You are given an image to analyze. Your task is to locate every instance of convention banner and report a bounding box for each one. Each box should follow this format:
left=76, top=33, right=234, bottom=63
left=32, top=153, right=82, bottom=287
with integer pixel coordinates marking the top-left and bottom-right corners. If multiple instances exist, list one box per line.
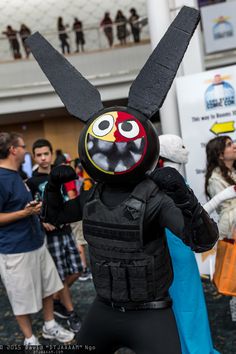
left=176, top=64, right=236, bottom=275
left=201, top=1, right=236, bottom=53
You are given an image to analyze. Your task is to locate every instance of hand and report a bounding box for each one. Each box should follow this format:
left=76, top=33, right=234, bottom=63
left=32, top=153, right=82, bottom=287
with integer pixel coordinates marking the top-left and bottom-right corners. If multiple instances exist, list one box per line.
left=25, top=200, right=40, bottom=208
left=149, top=167, right=190, bottom=204
left=24, top=202, right=42, bottom=216
left=50, top=165, right=77, bottom=186
left=222, top=185, right=236, bottom=200
left=43, top=222, right=56, bottom=231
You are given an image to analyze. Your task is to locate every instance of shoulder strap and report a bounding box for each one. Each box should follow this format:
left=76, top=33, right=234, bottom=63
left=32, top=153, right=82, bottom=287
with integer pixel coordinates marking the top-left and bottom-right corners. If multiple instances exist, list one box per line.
left=131, top=178, right=159, bottom=203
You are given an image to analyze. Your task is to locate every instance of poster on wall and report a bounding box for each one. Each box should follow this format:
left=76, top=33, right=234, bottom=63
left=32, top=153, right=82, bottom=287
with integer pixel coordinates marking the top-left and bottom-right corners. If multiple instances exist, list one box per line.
left=176, top=64, right=236, bottom=275
left=201, top=1, right=236, bottom=53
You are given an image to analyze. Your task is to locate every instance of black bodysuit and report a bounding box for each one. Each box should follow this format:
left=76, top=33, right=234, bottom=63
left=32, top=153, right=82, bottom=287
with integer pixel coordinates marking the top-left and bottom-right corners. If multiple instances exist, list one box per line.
left=44, top=179, right=216, bottom=354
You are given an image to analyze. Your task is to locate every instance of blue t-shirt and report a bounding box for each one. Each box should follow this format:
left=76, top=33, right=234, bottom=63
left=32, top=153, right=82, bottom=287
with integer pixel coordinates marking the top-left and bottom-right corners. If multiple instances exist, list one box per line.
left=0, top=167, right=44, bottom=254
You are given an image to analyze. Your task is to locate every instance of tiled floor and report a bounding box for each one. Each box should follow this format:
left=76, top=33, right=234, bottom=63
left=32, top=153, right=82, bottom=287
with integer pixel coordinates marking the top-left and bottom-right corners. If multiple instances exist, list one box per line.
left=0, top=276, right=235, bottom=353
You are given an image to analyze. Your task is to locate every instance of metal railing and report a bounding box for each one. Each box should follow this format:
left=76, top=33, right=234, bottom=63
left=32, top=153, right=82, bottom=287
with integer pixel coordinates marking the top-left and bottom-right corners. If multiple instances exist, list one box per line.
left=0, top=17, right=150, bottom=62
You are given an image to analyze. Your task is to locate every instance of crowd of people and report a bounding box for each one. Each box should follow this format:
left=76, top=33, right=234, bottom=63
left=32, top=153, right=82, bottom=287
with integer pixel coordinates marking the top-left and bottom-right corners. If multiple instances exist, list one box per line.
left=1, top=129, right=236, bottom=350
left=1, top=6, right=235, bottom=353
left=100, top=8, right=141, bottom=48
left=0, top=133, right=96, bottom=346
left=57, top=8, right=142, bottom=54
left=2, top=24, right=31, bottom=59
left=1, top=7, right=143, bottom=60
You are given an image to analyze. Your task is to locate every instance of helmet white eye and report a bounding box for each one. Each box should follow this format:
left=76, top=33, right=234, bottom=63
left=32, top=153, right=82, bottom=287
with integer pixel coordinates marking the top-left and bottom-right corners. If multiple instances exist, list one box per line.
left=92, top=115, right=114, bottom=137
left=118, top=120, right=140, bottom=139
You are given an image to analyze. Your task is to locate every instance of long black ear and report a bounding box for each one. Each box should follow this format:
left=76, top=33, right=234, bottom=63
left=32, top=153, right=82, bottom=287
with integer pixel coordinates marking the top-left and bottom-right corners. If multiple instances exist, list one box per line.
left=128, top=6, right=200, bottom=119
left=26, top=32, right=104, bottom=122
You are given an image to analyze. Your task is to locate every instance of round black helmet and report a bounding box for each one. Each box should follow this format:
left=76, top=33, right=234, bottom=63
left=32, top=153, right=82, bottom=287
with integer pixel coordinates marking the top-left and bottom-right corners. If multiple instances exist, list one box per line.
left=79, top=106, right=159, bottom=185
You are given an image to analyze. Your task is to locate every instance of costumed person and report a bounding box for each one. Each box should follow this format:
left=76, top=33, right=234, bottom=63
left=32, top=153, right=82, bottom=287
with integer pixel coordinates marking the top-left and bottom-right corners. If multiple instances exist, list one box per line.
left=158, top=134, right=219, bottom=354
left=26, top=7, right=219, bottom=354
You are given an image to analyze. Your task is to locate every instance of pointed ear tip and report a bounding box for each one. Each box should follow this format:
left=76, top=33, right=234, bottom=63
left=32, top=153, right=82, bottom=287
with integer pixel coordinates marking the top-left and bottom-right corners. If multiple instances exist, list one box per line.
left=26, top=31, right=41, bottom=42
left=181, top=5, right=200, bottom=15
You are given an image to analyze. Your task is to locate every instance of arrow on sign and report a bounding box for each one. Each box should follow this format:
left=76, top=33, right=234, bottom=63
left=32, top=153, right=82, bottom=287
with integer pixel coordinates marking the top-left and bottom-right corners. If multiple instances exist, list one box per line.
left=210, top=121, right=235, bottom=135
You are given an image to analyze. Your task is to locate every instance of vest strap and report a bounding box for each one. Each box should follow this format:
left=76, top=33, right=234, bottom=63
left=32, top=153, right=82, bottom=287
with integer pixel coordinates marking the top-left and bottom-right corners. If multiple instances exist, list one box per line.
left=131, top=178, right=158, bottom=202
left=98, top=297, right=172, bottom=312
left=90, top=245, right=145, bottom=260
left=86, top=234, right=140, bottom=249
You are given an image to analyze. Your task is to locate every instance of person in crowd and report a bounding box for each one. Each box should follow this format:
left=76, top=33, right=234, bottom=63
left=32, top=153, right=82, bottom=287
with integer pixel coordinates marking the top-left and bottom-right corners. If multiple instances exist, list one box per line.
left=54, top=149, right=67, bottom=166
left=0, top=132, right=74, bottom=345
left=205, top=135, right=236, bottom=238
left=70, top=158, right=93, bottom=281
left=26, top=7, right=219, bottom=352
left=72, top=18, right=85, bottom=53
left=19, top=163, right=28, bottom=181
left=26, top=139, right=82, bottom=333
left=115, top=10, right=127, bottom=45
left=53, top=155, right=91, bottom=280
left=158, top=134, right=219, bottom=354
left=100, top=12, right=113, bottom=48
left=57, top=17, right=70, bottom=55
left=205, top=135, right=236, bottom=322
left=19, top=24, right=31, bottom=58
left=129, top=8, right=141, bottom=43
left=2, top=25, right=21, bottom=59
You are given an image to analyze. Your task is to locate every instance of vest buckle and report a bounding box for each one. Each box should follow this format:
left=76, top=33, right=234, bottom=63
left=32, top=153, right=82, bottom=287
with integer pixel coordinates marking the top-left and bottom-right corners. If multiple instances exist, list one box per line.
left=111, top=302, right=126, bottom=312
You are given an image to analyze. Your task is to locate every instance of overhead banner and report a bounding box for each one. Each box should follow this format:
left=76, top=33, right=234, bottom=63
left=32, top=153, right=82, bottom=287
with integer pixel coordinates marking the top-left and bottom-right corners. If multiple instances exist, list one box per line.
left=201, top=1, right=236, bottom=53
left=176, top=65, right=236, bottom=274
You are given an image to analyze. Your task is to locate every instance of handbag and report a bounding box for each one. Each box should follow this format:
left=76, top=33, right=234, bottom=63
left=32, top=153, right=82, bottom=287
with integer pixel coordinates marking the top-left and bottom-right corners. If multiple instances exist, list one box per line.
left=213, top=238, right=236, bottom=296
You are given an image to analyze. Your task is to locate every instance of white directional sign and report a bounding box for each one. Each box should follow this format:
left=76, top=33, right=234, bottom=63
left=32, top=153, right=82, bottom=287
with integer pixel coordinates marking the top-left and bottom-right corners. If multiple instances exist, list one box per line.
left=176, top=65, right=236, bottom=275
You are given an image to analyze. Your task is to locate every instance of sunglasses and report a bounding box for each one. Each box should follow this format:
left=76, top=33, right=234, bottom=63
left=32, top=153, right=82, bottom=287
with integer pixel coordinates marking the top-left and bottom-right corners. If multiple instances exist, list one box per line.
left=14, top=144, right=26, bottom=149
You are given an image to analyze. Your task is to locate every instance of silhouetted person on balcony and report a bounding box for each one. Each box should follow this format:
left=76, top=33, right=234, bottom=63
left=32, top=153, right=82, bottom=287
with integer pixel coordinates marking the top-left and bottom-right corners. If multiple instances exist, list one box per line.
left=73, top=18, right=85, bottom=53
left=57, top=17, right=70, bottom=55
left=100, top=12, right=113, bottom=48
left=19, top=24, right=31, bottom=58
left=115, top=10, right=127, bottom=45
left=129, top=8, right=141, bottom=43
left=2, top=25, right=21, bottom=59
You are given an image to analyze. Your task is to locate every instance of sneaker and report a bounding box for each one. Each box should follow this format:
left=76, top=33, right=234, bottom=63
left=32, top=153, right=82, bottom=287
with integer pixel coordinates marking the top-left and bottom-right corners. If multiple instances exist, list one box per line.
left=42, top=322, right=74, bottom=343
left=67, top=311, right=82, bottom=333
left=53, top=300, right=71, bottom=319
left=79, top=267, right=93, bottom=281
left=24, top=335, right=41, bottom=346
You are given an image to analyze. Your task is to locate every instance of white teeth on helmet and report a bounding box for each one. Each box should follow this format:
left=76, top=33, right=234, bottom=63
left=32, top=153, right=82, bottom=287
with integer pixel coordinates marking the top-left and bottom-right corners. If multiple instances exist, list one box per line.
left=114, top=161, right=127, bottom=172
left=92, top=153, right=109, bottom=171
left=134, top=138, right=142, bottom=150
left=116, top=142, right=127, bottom=153
left=87, top=141, right=94, bottom=150
left=130, top=151, right=141, bottom=163
left=98, top=139, right=113, bottom=152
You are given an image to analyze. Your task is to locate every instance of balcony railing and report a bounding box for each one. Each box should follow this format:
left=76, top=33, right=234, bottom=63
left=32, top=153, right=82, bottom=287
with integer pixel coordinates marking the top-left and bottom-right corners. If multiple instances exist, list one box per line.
left=0, top=17, right=149, bottom=62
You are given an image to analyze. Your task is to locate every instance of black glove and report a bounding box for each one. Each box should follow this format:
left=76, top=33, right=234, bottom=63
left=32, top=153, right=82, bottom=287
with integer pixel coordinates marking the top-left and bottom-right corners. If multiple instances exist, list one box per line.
left=149, top=167, right=198, bottom=213
left=49, top=165, right=77, bottom=188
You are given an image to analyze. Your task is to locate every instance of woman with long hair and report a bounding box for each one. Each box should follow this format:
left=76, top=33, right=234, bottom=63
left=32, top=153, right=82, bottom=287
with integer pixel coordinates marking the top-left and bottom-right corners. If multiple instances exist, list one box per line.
left=115, top=10, right=127, bottom=45
left=205, top=135, right=236, bottom=325
left=205, top=135, right=236, bottom=239
left=100, top=12, right=113, bottom=48
left=57, top=17, right=70, bottom=55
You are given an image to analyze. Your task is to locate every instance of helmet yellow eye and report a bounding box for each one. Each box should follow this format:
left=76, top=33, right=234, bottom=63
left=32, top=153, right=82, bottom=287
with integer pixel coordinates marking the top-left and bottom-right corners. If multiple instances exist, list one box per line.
left=92, top=115, right=114, bottom=137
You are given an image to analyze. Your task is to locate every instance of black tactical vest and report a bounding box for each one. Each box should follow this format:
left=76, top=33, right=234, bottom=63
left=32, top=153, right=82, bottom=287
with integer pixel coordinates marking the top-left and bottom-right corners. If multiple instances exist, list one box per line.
left=83, top=178, right=173, bottom=303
